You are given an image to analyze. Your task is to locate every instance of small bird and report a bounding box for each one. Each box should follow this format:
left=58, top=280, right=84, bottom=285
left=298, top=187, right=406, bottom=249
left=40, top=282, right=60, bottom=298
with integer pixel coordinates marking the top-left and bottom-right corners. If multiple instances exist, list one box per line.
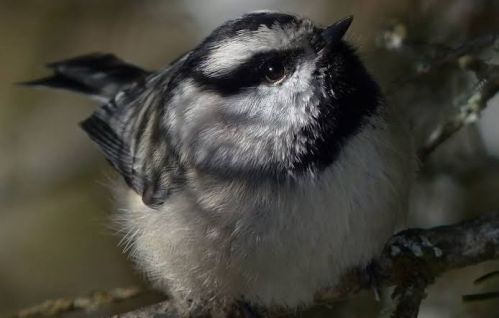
left=26, top=11, right=416, bottom=315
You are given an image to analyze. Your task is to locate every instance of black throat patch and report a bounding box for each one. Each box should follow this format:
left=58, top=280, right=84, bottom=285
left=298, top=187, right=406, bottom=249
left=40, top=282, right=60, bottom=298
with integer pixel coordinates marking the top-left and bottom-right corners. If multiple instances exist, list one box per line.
left=294, top=43, right=382, bottom=173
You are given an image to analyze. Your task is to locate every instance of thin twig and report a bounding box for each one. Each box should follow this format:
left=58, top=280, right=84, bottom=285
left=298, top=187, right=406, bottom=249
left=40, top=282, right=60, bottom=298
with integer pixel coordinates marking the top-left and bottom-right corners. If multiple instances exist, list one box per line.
left=11, top=286, right=147, bottom=318
left=474, top=270, right=499, bottom=285
left=378, top=29, right=499, bottom=93
left=462, top=291, right=499, bottom=302
left=418, top=57, right=499, bottom=160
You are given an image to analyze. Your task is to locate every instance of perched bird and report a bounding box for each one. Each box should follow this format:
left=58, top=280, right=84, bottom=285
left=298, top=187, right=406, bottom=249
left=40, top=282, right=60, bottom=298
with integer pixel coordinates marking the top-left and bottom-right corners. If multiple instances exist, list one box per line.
left=26, top=11, right=416, bottom=315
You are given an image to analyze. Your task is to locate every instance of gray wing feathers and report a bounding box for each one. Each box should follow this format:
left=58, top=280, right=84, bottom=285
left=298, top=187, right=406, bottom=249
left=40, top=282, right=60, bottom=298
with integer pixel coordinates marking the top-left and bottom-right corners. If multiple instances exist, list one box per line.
left=24, top=51, right=191, bottom=207
left=80, top=53, right=190, bottom=208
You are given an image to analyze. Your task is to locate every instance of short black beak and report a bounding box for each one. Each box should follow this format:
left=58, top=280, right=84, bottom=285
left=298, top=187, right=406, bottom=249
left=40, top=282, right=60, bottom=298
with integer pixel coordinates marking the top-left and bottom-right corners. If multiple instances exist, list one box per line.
left=321, top=16, right=353, bottom=45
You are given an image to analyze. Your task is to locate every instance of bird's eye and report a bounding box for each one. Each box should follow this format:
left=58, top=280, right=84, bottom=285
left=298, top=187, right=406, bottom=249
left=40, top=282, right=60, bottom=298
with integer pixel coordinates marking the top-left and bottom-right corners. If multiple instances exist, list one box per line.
left=262, top=59, right=287, bottom=84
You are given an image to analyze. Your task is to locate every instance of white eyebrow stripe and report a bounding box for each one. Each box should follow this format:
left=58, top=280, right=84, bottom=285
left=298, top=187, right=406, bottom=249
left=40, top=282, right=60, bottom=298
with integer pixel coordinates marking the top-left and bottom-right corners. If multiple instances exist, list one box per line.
left=200, top=25, right=292, bottom=77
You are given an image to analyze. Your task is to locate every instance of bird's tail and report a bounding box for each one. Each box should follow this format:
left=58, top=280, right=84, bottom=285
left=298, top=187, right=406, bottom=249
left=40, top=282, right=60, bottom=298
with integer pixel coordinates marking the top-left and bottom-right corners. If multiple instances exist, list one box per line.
left=21, top=53, right=150, bottom=101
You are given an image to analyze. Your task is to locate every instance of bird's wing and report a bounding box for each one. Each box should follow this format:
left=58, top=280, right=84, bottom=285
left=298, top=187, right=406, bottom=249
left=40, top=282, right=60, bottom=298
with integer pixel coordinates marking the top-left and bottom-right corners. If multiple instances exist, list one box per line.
left=80, top=52, right=191, bottom=208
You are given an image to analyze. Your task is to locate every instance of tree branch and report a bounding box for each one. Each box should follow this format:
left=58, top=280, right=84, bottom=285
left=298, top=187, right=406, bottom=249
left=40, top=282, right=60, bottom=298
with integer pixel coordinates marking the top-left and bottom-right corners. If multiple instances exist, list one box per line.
left=377, top=31, right=499, bottom=161
left=378, top=26, right=498, bottom=93
left=419, top=56, right=499, bottom=160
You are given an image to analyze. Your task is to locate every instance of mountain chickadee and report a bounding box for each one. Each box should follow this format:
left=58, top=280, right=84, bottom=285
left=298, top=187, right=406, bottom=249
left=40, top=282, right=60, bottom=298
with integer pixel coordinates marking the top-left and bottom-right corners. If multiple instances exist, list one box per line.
left=26, top=11, right=416, bottom=314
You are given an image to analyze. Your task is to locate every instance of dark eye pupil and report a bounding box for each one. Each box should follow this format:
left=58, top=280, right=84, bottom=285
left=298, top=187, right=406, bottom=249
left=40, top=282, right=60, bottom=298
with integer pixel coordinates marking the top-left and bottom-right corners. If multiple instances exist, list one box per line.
left=263, top=60, right=286, bottom=82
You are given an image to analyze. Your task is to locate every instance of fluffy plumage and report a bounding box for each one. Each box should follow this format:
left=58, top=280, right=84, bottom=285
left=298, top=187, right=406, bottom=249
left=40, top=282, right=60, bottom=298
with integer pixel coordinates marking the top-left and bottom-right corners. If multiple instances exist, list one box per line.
left=27, top=11, right=416, bottom=313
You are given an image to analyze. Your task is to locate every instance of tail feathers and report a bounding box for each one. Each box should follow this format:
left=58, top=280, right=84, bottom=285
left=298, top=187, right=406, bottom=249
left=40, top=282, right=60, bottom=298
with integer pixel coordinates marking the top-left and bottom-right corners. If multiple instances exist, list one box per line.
left=22, top=53, right=151, bottom=101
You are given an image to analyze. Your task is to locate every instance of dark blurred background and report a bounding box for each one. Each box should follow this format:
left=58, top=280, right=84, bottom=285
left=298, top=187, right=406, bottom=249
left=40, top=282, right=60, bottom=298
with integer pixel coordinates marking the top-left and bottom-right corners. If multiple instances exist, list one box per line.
left=1, top=0, right=499, bottom=317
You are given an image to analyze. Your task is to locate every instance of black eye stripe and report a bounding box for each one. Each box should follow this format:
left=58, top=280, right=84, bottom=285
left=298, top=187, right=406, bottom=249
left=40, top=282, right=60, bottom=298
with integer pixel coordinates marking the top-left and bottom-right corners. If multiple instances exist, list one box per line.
left=192, top=48, right=304, bottom=96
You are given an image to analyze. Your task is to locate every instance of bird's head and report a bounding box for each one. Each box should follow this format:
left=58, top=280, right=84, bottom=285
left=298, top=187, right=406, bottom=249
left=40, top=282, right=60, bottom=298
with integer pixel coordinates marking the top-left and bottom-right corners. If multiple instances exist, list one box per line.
left=166, top=12, right=382, bottom=179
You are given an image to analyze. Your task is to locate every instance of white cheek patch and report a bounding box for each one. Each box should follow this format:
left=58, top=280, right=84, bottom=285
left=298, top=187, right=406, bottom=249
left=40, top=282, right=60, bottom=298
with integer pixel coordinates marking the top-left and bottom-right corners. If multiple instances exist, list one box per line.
left=255, top=57, right=318, bottom=126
